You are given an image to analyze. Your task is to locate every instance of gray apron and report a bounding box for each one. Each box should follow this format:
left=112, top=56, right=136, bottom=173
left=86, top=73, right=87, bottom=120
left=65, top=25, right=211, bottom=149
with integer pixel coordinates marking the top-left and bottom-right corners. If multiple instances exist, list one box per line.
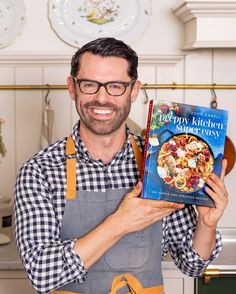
left=56, top=135, right=163, bottom=294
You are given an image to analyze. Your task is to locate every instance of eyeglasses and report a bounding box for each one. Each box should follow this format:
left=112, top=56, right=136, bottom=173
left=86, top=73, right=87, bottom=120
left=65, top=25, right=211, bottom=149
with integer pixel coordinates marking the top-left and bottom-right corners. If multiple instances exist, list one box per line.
left=73, top=78, right=136, bottom=96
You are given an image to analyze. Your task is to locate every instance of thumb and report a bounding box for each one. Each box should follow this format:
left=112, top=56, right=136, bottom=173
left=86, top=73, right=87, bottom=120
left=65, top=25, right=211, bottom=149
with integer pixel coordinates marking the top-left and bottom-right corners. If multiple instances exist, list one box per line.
left=220, top=158, right=227, bottom=180
left=127, top=181, right=143, bottom=198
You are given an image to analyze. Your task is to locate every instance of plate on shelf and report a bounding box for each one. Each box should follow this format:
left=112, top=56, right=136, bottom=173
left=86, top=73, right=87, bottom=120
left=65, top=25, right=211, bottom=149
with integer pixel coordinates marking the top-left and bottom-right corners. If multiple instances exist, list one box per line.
left=0, top=0, right=25, bottom=48
left=48, top=0, right=151, bottom=47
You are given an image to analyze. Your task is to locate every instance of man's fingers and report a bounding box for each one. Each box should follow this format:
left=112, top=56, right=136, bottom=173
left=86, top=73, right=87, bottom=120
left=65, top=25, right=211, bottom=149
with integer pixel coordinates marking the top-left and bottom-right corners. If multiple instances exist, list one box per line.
left=220, top=159, right=227, bottom=180
left=127, top=181, right=143, bottom=198
left=127, top=182, right=184, bottom=211
left=145, top=199, right=184, bottom=209
left=209, top=173, right=226, bottom=195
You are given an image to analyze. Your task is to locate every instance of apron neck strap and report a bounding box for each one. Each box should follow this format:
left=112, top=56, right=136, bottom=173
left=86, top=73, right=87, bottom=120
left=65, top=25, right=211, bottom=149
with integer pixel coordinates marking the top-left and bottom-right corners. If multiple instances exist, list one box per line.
left=130, top=135, right=143, bottom=177
left=66, top=136, right=77, bottom=200
left=66, top=134, right=143, bottom=200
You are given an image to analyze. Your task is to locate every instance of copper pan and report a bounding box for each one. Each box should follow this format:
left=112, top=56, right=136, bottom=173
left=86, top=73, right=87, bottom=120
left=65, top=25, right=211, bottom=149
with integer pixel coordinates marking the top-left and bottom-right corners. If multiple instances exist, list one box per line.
left=210, top=91, right=235, bottom=175
left=224, top=136, right=236, bottom=175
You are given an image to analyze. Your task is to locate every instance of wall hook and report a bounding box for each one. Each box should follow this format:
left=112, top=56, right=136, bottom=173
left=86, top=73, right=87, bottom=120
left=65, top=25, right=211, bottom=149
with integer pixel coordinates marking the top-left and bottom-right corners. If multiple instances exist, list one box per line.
left=210, top=84, right=218, bottom=109
left=45, top=84, right=51, bottom=105
left=142, top=84, right=149, bottom=104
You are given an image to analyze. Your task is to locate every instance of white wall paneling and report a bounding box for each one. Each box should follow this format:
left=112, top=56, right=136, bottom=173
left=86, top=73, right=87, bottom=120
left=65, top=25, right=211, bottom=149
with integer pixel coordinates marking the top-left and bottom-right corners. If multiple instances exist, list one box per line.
left=0, top=67, right=15, bottom=198
left=0, top=0, right=235, bottom=231
left=43, top=66, right=73, bottom=139
left=184, top=49, right=213, bottom=106
left=213, top=49, right=236, bottom=228
left=14, top=66, right=43, bottom=170
left=0, top=51, right=236, bottom=230
left=0, top=54, right=185, bottom=198
left=130, top=55, right=185, bottom=129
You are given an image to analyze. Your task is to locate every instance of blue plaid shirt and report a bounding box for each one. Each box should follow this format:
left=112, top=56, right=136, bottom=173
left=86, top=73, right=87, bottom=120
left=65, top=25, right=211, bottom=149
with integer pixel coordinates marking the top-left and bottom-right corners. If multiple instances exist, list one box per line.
left=14, top=121, right=222, bottom=294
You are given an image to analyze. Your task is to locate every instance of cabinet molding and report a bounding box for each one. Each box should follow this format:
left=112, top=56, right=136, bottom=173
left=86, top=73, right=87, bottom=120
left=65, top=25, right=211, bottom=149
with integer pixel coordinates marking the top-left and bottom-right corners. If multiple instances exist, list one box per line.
left=173, top=0, right=236, bottom=49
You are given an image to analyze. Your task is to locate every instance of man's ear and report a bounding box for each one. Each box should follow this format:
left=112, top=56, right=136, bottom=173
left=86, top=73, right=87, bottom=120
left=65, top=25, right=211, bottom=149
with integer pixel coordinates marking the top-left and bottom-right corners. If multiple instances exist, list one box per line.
left=130, top=80, right=141, bottom=103
left=67, top=76, right=76, bottom=101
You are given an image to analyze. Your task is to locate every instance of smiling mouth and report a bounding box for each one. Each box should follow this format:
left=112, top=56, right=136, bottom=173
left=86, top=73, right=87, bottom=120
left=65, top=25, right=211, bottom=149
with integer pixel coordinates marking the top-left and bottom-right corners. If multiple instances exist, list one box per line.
left=92, top=108, right=113, bottom=115
left=84, top=102, right=117, bottom=119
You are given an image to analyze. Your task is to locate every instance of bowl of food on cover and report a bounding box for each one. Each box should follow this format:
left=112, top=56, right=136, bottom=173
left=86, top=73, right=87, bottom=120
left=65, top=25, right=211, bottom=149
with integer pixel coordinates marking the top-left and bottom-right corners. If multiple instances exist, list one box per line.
left=156, top=133, right=214, bottom=193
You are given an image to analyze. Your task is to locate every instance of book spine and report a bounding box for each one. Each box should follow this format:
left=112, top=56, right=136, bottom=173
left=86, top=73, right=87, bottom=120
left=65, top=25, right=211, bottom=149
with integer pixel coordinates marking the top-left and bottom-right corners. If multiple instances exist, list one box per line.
left=141, top=99, right=154, bottom=195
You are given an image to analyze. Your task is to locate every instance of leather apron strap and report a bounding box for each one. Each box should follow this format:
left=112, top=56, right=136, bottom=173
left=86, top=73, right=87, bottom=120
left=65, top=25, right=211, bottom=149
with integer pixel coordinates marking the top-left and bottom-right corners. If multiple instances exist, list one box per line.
left=66, top=135, right=77, bottom=200
left=129, top=135, right=143, bottom=176
left=109, top=273, right=164, bottom=294
left=65, top=135, right=143, bottom=200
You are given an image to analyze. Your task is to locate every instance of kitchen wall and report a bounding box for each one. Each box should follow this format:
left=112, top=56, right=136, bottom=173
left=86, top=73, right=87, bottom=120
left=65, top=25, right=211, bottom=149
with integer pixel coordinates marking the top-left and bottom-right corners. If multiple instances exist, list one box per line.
left=0, top=0, right=235, bottom=229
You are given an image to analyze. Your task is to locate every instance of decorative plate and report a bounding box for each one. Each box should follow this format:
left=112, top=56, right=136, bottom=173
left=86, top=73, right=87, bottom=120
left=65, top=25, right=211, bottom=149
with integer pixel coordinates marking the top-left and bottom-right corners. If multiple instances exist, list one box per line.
left=48, top=0, right=151, bottom=47
left=0, top=0, right=25, bottom=48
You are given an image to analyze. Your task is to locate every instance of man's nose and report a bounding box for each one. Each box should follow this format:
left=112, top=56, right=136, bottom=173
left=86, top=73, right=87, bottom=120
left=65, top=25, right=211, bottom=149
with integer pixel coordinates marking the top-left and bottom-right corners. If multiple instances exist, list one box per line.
left=94, top=85, right=110, bottom=101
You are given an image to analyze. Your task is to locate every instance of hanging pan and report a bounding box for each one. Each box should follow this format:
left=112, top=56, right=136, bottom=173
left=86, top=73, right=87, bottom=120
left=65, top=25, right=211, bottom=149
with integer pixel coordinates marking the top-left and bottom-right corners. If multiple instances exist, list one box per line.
left=210, top=90, right=235, bottom=175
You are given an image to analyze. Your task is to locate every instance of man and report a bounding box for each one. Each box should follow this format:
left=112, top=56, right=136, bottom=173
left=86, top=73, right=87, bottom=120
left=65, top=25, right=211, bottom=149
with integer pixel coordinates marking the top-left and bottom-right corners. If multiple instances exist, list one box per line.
left=15, top=37, right=228, bottom=294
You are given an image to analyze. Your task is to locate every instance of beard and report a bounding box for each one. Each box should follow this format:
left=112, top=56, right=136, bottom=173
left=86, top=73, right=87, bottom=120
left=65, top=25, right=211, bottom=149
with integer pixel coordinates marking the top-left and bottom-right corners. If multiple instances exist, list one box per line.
left=75, top=97, right=131, bottom=136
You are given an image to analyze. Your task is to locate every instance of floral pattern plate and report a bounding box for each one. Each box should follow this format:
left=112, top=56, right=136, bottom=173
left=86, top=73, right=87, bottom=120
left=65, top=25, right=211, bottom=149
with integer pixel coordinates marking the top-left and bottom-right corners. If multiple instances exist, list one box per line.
left=48, top=0, right=151, bottom=47
left=0, top=0, right=25, bottom=48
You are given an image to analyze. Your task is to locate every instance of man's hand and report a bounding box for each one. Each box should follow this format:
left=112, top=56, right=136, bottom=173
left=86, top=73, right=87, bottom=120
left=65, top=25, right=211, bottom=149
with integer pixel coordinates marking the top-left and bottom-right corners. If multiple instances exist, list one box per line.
left=73, top=181, right=184, bottom=269
left=197, top=158, right=229, bottom=229
left=193, top=159, right=228, bottom=260
left=114, top=181, right=184, bottom=235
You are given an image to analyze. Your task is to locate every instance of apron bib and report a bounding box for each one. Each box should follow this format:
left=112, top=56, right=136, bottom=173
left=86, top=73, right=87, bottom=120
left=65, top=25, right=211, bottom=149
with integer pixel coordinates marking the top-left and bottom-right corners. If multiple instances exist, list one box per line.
left=53, top=135, right=164, bottom=294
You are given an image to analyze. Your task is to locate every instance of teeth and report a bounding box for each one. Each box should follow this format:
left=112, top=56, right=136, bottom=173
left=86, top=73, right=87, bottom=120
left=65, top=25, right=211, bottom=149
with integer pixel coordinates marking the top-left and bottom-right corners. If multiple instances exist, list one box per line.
left=93, top=109, right=113, bottom=114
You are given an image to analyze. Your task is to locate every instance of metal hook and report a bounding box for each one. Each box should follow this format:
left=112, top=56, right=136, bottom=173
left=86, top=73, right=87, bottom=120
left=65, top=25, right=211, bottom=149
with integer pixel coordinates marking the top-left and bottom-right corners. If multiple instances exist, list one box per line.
left=142, top=84, right=149, bottom=104
left=210, top=84, right=218, bottom=109
left=45, top=84, right=51, bottom=105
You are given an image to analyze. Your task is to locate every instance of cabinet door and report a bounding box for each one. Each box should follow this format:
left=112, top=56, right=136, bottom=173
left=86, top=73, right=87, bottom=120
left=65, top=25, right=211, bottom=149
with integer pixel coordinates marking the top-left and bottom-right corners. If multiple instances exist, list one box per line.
left=163, top=269, right=194, bottom=294
left=0, top=279, right=36, bottom=294
left=0, top=271, right=36, bottom=294
left=164, top=278, right=183, bottom=294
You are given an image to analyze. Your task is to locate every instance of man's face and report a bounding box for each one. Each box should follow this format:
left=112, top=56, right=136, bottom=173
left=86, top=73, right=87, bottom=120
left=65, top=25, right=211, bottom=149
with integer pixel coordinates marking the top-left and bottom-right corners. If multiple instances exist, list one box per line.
left=68, top=53, right=139, bottom=136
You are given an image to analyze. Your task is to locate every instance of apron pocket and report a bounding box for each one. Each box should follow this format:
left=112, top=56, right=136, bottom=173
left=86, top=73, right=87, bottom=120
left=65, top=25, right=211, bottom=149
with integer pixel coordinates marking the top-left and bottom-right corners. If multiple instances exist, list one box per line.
left=104, top=231, right=150, bottom=270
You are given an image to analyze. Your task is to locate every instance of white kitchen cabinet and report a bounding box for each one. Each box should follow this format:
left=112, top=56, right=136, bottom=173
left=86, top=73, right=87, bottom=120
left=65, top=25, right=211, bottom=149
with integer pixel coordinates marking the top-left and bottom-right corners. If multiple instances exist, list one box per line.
left=0, top=269, right=194, bottom=294
left=163, top=269, right=195, bottom=294
left=0, top=271, right=36, bottom=294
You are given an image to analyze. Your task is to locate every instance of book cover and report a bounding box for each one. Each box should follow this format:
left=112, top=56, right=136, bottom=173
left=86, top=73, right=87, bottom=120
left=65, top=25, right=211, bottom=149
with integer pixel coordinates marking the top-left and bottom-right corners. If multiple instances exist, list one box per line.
left=141, top=99, right=229, bottom=207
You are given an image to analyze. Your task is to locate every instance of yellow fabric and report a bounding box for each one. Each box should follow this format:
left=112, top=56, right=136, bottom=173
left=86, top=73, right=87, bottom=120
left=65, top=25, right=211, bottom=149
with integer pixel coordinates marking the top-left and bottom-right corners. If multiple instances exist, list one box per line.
left=109, top=273, right=164, bottom=294
left=66, top=136, right=76, bottom=200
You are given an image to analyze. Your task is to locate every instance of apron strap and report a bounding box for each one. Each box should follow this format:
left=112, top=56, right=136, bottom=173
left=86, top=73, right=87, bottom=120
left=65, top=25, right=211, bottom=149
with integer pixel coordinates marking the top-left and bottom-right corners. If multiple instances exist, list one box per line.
left=109, top=273, right=164, bottom=294
left=66, top=135, right=77, bottom=200
left=130, top=135, right=143, bottom=177
left=65, top=134, right=143, bottom=200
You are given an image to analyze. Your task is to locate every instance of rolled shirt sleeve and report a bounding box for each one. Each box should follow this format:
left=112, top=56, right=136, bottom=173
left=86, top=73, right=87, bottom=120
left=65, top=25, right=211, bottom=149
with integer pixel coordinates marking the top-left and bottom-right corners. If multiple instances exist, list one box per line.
left=14, top=163, right=87, bottom=294
left=162, top=205, right=222, bottom=277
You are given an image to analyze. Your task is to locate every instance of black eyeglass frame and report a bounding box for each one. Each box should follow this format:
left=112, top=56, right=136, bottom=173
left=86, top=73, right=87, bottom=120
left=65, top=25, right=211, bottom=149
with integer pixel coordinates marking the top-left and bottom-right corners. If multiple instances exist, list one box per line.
left=73, top=77, right=136, bottom=96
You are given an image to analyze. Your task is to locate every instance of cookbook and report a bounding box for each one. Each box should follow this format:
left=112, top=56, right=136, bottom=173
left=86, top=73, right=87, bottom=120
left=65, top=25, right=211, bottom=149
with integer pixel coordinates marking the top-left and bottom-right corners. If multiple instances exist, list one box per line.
left=141, top=99, right=228, bottom=207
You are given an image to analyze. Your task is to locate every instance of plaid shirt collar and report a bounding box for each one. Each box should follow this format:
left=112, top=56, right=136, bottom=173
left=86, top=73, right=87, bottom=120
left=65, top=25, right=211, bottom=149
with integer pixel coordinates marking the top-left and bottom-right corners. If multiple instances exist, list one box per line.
left=71, top=121, right=134, bottom=167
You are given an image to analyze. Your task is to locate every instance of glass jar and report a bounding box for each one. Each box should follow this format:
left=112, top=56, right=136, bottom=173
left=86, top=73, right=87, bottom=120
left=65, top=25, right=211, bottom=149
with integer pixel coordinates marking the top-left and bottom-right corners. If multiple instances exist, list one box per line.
left=0, top=196, right=13, bottom=241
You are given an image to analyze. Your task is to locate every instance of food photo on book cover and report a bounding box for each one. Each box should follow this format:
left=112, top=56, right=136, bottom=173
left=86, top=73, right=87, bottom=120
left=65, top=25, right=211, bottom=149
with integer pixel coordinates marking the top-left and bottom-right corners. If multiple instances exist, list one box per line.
left=141, top=99, right=229, bottom=207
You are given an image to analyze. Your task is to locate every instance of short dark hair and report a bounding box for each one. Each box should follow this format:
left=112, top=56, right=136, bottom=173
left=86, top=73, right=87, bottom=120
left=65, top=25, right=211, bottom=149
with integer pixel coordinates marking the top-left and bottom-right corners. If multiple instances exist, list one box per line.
left=70, top=37, right=138, bottom=80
